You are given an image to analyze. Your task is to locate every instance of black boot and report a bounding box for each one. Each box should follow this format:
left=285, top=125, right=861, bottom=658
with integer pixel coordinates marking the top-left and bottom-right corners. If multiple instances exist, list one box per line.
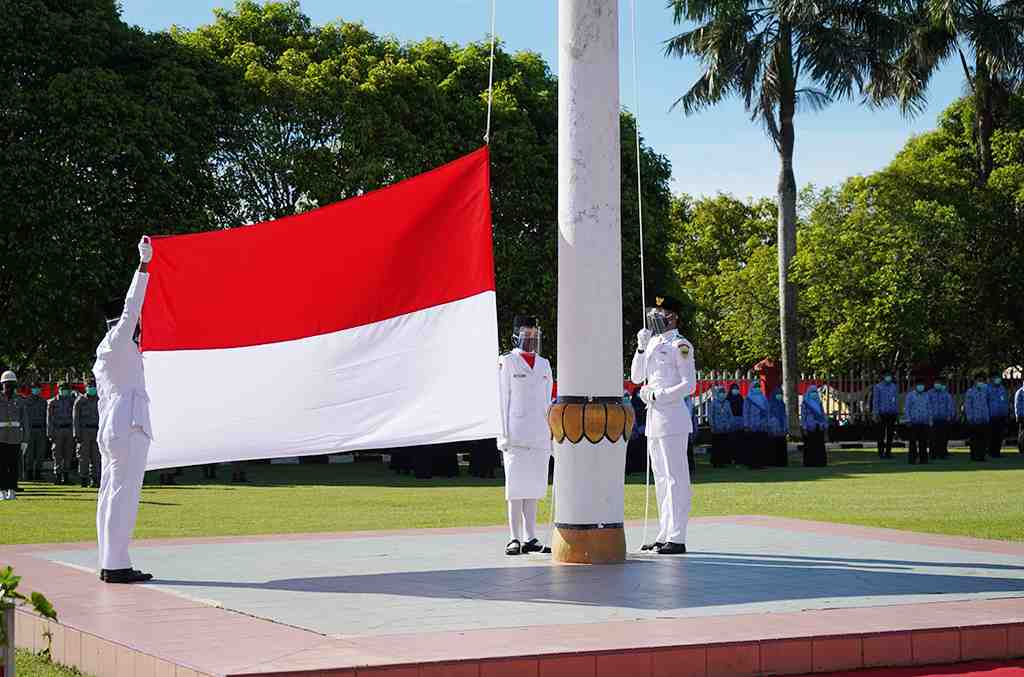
left=101, top=568, right=153, bottom=584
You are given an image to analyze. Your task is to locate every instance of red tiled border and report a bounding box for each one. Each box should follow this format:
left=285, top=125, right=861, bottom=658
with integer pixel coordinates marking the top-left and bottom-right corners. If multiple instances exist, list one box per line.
left=6, top=517, right=1024, bottom=677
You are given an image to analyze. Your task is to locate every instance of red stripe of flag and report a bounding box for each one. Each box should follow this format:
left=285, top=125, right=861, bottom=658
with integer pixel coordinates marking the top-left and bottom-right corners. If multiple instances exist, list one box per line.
left=141, top=147, right=494, bottom=351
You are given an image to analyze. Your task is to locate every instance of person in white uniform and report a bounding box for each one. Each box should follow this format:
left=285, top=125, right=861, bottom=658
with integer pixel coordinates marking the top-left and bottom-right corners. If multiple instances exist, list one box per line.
left=630, top=295, right=695, bottom=555
left=94, top=236, right=154, bottom=584
left=497, top=315, right=553, bottom=556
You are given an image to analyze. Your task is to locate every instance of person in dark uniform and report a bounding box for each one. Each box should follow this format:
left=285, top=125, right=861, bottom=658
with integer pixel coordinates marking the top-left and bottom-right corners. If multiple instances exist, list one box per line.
left=73, top=380, right=101, bottom=487
left=47, top=382, right=77, bottom=485
left=872, top=370, right=899, bottom=458
left=22, top=383, right=48, bottom=481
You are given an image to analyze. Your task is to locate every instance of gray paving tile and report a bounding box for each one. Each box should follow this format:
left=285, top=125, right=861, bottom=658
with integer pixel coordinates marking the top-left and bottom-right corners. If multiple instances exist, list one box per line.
left=42, top=522, right=1024, bottom=637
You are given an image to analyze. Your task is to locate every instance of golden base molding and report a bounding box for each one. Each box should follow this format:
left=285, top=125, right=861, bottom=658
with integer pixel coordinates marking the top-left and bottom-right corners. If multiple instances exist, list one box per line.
left=551, top=525, right=626, bottom=564
left=548, top=398, right=634, bottom=445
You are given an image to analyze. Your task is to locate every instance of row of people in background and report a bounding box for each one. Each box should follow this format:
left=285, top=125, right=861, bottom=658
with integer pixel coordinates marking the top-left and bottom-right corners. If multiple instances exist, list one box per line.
left=0, top=375, right=102, bottom=497
left=874, top=370, right=1022, bottom=463
left=704, top=382, right=828, bottom=469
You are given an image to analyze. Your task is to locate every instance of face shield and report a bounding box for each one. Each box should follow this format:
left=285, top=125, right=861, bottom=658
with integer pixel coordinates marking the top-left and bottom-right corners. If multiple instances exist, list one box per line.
left=645, top=307, right=676, bottom=335
left=514, top=326, right=541, bottom=354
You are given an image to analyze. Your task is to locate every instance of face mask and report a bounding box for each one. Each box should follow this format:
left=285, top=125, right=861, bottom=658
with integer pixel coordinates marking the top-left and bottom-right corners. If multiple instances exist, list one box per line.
left=992, top=377, right=1002, bottom=385
left=976, top=382, right=986, bottom=389
left=935, top=384, right=944, bottom=391
left=751, top=386, right=760, bottom=393
left=86, top=387, right=97, bottom=396
left=774, top=393, right=783, bottom=400
left=716, top=391, right=726, bottom=400
left=883, top=375, right=893, bottom=383
left=31, top=388, right=40, bottom=396
left=808, top=391, right=819, bottom=400
left=730, top=389, right=739, bottom=396
left=59, top=389, right=70, bottom=397
left=915, top=385, right=925, bottom=393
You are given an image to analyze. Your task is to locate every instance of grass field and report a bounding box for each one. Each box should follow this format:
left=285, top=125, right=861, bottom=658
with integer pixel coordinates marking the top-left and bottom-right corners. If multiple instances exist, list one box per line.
left=2, top=446, right=1022, bottom=545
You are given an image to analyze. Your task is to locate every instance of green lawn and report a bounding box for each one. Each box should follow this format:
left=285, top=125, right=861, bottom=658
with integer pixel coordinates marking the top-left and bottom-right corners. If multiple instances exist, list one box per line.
left=15, top=651, right=87, bottom=677
left=3, top=447, right=1022, bottom=545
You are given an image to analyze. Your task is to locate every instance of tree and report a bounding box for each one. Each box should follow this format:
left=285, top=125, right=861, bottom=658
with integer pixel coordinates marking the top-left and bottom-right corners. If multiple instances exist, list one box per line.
left=0, top=0, right=238, bottom=374
left=664, top=0, right=897, bottom=428
left=667, top=194, right=778, bottom=368
left=867, top=0, right=1024, bottom=182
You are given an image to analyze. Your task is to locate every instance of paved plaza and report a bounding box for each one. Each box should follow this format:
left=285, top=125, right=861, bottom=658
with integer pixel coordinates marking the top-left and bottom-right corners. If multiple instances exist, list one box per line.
left=40, top=518, right=1024, bottom=638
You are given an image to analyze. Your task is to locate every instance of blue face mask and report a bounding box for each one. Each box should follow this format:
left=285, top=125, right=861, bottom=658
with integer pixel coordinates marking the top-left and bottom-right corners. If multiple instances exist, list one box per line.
left=716, top=391, right=726, bottom=400
left=807, top=391, right=819, bottom=400
left=87, top=387, right=97, bottom=397
left=992, top=377, right=1002, bottom=385
left=935, top=384, right=944, bottom=391
left=59, top=389, right=70, bottom=397
left=774, top=393, right=783, bottom=400
left=976, top=382, right=986, bottom=389
left=730, top=389, right=739, bottom=396
left=31, top=388, right=40, bottom=396
left=883, top=375, right=893, bottom=383
left=915, top=384, right=925, bottom=393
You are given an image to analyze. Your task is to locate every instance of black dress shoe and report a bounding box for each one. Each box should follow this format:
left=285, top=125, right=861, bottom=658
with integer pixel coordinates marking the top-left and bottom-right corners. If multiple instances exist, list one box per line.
left=102, top=568, right=153, bottom=584
left=656, top=542, right=687, bottom=555
left=521, top=538, right=549, bottom=554
left=505, top=539, right=522, bottom=556
left=640, top=542, right=664, bottom=552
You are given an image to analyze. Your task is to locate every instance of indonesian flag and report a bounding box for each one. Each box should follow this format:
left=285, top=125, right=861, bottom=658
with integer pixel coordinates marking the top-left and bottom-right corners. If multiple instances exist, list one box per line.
left=141, top=148, right=500, bottom=470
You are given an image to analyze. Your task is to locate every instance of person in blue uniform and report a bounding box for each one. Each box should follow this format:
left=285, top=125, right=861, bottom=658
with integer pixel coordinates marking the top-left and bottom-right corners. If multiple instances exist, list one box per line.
left=904, top=377, right=932, bottom=465
left=872, top=370, right=899, bottom=459
left=743, top=382, right=770, bottom=469
left=964, top=374, right=991, bottom=462
left=768, top=387, right=788, bottom=467
left=725, top=383, right=744, bottom=466
left=928, top=377, right=955, bottom=460
left=1015, top=382, right=1024, bottom=455
left=708, top=386, right=734, bottom=468
left=986, top=372, right=1009, bottom=458
left=800, top=385, right=829, bottom=467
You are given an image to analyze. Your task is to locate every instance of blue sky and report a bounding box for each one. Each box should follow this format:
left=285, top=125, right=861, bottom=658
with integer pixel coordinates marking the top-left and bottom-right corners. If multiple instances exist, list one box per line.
left=119, top=0, right=966, bottom=200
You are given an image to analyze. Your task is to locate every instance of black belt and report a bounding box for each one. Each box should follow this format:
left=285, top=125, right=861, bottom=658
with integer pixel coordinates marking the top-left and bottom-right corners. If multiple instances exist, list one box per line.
left=56, top=425, right=71, bottom=429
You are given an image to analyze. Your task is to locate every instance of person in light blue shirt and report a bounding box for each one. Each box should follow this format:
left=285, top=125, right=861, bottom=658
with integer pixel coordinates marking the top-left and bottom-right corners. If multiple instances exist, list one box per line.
left=1015, top=383, right=1024, bottom=455
left=800, top=385, right=829, bottom=467
left=708, top=386, right=734, bottom=467
left=928, top=377, right=955, bottom=460
left=964, top=374, right=991, bottom=461
left=904, top=377, right=932, bottom=465
left=986, top=372, right=1009, bottom=458
left=743, top=382, right=771, bottom=469
left=872, top=370, right=899, bottom=458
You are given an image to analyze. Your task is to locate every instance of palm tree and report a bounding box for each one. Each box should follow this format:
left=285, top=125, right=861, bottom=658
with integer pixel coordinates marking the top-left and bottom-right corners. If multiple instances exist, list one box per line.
left=664, top=0, right=898, bottom=430
left=867, top=0, right=1024, bottom=182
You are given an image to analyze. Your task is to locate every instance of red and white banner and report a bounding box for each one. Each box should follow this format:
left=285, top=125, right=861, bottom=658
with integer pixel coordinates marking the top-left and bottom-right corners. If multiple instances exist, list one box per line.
left=141, top=148, right=500, bottom=469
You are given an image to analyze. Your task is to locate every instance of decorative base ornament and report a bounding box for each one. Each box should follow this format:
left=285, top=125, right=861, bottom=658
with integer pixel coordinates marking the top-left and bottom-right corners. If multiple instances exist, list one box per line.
left=548, top=397, right=635, bottom=445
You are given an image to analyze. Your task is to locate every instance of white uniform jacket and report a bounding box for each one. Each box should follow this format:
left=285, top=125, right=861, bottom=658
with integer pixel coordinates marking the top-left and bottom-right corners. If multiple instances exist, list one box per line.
left=630, top=332, right=696, bottom=439
left=497, top=349, right=553, bottom=452
left=93, top=272, right=152, bottom=448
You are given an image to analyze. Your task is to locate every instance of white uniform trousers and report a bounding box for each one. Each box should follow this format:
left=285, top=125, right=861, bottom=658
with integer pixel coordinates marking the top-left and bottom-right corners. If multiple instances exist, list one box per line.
left=97, top=429, right=150, bottom=570
left=648, top=434, right=692, bottom=544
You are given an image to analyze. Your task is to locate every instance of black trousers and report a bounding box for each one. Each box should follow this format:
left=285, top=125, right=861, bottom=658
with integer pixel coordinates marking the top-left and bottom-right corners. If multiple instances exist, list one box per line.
left=772, top=436, right=789, bottom=467
left=969, top=424, right=989, bottom=461
left=988, top=417, right=1005, bottom=457
left=1018, top=422, right=1023, bottom=455
left=803, top=429, right=827, bottom=467
left=930, top=421, right=950, bottom=459
left=625, top=434, right=648, bottom=474
left=747, top=432, right=768, bottom=469
left=710, top=432, right=730, bottom=467
left=0, top=442, right=19, bottom=491
left=877, top=414, right=897, bottom=457
left=908, top=424, right=930, bottom=464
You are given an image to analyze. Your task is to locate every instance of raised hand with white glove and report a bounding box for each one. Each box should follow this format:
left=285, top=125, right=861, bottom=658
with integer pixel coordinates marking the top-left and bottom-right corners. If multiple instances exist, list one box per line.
left=138, top=235, right=153, bottom=264
left=20, top=442, right=28, bottom=453
left=636, top=328, right=652, bottom=351
left=639, top=384, right=656, bottom=405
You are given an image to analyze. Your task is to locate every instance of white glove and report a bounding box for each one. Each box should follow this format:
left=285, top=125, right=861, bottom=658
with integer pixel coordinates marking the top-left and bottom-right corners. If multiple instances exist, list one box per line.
left=138, top=236, right=153, bottom=263
left=636, top=328, right=652, bottom=350
left=20, top=442, right=28, bottom=453
left=639, top=385, right=655, bottom=405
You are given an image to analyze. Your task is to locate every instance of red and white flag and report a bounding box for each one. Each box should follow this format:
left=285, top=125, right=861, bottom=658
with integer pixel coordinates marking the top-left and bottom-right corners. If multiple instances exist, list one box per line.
left=141, top=148, right=500, bottom=469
